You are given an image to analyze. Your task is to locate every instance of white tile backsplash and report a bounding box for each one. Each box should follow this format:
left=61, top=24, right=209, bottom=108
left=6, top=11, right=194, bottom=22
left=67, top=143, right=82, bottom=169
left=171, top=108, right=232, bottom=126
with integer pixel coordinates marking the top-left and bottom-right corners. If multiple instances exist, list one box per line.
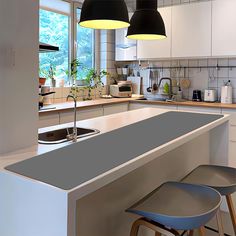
left=124, top=58, right=236, bottom=103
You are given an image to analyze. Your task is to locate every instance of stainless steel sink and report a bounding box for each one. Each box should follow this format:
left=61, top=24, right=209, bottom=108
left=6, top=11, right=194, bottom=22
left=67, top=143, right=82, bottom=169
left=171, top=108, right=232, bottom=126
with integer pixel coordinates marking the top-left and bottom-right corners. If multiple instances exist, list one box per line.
left=137, top=98, right=168, bottom=101
left=38, top=127, right=100, bottom=144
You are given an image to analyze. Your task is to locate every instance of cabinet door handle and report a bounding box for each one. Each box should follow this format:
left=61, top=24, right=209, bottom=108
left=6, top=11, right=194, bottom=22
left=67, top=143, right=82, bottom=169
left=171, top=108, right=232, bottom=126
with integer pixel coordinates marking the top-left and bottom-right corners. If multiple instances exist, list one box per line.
left=230, top=140, right=236, bottom=143
left=231, top=124, right=236, bottom=127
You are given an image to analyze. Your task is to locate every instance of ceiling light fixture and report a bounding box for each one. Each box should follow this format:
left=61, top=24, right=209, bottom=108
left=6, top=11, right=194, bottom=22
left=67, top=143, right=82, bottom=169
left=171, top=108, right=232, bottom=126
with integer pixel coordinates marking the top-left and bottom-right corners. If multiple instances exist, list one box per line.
left=79, top=0, right=130, bottom=30
left=127, top=0, right=167, bottom=40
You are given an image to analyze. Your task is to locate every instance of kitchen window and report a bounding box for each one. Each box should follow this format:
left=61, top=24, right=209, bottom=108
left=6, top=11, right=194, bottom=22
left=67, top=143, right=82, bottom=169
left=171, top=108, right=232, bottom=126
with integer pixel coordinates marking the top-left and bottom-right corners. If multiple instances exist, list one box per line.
left=39, top=0, right=96, bottom=84
left=39, top=8, right=70, bottom=82
left=76, top=7, right=95, bottom=80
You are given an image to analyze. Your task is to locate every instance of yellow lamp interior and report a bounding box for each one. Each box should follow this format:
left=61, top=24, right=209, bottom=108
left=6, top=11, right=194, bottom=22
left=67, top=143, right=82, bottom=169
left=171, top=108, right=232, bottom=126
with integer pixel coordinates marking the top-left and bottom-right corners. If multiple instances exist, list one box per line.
left=127, top=34, right=167, bottom=40
left=80, top=20, right=130, bottom=30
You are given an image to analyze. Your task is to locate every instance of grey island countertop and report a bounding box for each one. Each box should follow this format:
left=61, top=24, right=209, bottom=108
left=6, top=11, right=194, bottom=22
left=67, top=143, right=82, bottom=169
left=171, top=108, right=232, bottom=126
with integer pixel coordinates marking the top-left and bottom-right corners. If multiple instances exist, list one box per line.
left=5, top=111, right=224, bottom=190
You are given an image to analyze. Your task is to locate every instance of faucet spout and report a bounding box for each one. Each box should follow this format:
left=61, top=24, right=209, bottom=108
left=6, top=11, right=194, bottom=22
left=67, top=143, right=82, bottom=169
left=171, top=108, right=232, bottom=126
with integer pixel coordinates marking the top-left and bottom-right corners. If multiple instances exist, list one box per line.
left=66, top=94, right=77, bottom=142
left=157, top=77, right=173, bottom=100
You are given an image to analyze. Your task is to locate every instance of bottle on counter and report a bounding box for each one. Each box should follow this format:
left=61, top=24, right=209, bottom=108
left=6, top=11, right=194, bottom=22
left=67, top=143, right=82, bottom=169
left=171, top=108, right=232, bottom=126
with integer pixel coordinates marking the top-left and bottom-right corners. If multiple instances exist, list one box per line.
left=221, top=80, right=233, bottom=104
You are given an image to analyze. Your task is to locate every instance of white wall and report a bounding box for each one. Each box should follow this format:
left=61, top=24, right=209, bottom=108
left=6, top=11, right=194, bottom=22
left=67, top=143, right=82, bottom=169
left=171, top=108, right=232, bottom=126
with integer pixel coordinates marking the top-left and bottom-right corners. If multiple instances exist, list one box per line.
left=0, top=0, right=39, bottom=154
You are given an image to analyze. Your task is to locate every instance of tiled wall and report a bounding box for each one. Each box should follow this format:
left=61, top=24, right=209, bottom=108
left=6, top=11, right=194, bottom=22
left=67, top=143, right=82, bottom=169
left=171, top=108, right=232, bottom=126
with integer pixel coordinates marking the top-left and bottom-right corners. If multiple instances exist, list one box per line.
left=158, top=0, right=210, bottom=7
left=125, top=0, right=211, bottom=10
left=45, top=86, right=107, bottom=103
left=100, top=30, right=116, bottom=93
left=126, top=58, right=236, bottom=103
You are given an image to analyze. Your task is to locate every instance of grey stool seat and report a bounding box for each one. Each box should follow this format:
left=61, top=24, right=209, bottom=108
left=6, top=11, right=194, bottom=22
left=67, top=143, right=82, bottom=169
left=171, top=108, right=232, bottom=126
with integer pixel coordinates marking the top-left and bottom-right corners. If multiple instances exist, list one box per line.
left=182, top=165, right=236, bottom=235
left=182, top=165, right=236, bottom=196
left=126, top=182, right=221, bottom=231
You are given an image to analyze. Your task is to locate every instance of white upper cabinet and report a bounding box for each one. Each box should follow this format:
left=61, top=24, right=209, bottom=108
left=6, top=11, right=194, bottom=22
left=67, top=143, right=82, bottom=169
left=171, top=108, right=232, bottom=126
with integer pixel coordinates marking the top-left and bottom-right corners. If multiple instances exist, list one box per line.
left=212, top=0, right=236, bottom=57
left=137, top=7, right=172, bottom=59
left=115, top=13, right=137, bottom=61
left=172, top=1, right=211, bottom=58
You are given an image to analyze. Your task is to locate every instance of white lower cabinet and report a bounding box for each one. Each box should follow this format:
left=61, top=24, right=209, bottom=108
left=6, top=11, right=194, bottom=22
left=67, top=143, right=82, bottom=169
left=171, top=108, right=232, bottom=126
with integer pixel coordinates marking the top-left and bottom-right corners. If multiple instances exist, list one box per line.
left=77, top=106, right=104, bottom=121
left=178, top=106, right=221, bottom=114
left=129, top=102, right=177, bottom=111
left=220, top=109, right=236, bottom=168
left=60, top=106, right=104, bottom=124
left=38, top=113, right=60, bottom=128
left=103, top=103, right=128, bottom=116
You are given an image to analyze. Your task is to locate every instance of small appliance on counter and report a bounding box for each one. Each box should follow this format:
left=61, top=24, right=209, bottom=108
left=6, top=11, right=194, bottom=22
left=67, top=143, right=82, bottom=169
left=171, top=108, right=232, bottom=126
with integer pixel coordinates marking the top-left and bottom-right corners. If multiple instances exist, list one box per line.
left=221, top=80, right=233, bottom=104
left=110, top=81, right=132, bottom=98
left=204, top=89, right=217, bottom=102
left=192, top=90, right=202, bottom=102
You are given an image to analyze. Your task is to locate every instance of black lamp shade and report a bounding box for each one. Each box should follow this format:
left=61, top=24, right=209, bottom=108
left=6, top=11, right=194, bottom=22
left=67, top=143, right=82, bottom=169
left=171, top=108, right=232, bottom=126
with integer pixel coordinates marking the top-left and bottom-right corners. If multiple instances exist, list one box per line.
left=127, top=0, right=167, bottom=40
left=79, top=0, right=130, bottom=30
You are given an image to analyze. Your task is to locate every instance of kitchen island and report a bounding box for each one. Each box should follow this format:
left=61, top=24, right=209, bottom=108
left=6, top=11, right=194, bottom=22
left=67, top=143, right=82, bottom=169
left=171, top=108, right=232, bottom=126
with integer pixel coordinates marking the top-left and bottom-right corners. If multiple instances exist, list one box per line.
left=0, top=108, right=230, bottom=236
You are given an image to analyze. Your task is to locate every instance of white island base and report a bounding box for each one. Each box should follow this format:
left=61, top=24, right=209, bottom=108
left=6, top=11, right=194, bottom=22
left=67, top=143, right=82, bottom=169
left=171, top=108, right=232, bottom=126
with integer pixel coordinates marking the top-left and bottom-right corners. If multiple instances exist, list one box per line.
left=0, top=108, right=229, bottom=236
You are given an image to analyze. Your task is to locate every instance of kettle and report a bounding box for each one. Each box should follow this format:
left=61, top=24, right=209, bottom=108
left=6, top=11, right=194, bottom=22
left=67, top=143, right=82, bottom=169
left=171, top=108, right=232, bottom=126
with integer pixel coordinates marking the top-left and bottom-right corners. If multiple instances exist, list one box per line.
left=221, top=80, right=233, bottom=104
left=192, top=90, right=202, bottom=102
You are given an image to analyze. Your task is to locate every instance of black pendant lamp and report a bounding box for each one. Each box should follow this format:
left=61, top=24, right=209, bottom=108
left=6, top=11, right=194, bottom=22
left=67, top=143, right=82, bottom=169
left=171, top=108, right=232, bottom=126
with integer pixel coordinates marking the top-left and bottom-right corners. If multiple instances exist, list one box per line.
left=127, top=0, right=167, bottom=40
left=79, top=0, right=130, bottom=30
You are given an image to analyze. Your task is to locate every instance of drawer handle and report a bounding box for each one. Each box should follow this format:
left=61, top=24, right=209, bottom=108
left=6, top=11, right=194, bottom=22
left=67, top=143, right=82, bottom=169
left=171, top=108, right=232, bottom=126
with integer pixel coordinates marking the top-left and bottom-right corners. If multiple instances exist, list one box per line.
left=231, top=124, right=236, bottom=127
left=230, top=140, right=236, bottom=143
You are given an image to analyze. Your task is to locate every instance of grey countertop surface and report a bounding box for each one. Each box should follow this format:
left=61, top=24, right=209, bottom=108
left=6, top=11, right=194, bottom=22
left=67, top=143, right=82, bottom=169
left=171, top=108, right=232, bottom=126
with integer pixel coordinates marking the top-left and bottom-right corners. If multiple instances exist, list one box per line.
left=5, top=111, right=223, bottom=190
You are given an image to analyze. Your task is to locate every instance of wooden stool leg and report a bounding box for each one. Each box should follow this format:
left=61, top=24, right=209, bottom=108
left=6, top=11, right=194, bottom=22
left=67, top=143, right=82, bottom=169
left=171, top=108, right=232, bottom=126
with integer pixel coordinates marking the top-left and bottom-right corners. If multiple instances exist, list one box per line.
left=216, top=210, right=224, bottom=236
left=226, top=194, right=236, bottom=235
left=129, top=218, right=175, bottom=236
left=130, top=220, right=140, bottom=236
left=198, top=226, right=205, bottom=236
left=188, top=230, right=194, bottom=236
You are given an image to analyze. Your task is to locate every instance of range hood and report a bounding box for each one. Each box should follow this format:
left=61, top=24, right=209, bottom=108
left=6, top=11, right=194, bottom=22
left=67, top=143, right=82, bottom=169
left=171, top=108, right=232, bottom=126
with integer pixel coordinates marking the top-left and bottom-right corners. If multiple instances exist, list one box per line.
left=39, top=42, right=59, bottom=53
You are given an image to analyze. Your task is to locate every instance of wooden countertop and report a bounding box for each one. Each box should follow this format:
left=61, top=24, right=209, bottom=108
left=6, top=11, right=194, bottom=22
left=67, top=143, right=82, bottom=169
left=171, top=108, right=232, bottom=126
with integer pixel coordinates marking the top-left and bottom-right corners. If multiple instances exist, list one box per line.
left=39, top=97, right=136, bottom=114
left=39, top=97, right=236, bottom=115
left=131, top=100, right=236, bottom=110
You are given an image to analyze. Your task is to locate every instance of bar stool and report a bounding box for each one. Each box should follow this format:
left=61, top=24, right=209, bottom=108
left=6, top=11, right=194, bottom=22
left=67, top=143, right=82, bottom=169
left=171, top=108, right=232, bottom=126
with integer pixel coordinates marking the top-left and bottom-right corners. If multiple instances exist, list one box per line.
left=126, top=182, right=222, bottom=236
left=182, top=165, right=236, bottom=235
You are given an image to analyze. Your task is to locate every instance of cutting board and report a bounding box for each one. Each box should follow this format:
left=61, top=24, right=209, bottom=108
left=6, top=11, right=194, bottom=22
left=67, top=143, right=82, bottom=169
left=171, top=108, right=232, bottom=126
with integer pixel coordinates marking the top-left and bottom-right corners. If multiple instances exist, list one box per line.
left=127, top=76, right=142, bottom=95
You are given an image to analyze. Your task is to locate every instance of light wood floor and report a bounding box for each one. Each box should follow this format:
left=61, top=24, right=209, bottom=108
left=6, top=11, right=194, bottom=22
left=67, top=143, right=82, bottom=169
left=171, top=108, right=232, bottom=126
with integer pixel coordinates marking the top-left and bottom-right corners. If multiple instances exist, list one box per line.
left=195, top=211, right=233, bottom=236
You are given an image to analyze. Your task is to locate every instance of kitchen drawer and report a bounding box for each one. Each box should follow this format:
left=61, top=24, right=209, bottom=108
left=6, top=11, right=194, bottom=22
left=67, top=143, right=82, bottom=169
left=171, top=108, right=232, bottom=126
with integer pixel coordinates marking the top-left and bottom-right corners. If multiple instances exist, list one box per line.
left=152, top=104, right=177, bottom=110
left=178, top=106, right=221, bottom=114
left=38, top=113, right=60, bottom=128
left=103, top=103, right=128, bottom=116
left=129, top=103, right=177, bottom=111
left=222, top=109, right=236, bottom=126
left=60, top=106, right=104, bottom=124
left=129, top=103, right=153, bottom=110
left=59, top=111, right=75, bottom=124
left=77, top=106, right=103, bottom=121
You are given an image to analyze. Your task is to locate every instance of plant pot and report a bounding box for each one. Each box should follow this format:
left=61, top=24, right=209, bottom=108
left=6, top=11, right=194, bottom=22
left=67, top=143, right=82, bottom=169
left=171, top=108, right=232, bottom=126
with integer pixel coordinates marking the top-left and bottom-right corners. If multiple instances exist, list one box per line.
left=39, top=77, right=46, bottom=86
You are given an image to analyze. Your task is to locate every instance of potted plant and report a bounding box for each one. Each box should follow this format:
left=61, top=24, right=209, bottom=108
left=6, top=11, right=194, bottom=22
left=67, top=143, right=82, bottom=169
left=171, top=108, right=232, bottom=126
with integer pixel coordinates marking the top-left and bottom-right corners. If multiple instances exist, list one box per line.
left=83, top=68, right=108, bottom=100
left=48, top=64, right=57, bottom=87
left=65, top=59, right=82, bottom=85
left=39, top=64, right=57, bottom=87
left=39, top=68, right=47, bottom=86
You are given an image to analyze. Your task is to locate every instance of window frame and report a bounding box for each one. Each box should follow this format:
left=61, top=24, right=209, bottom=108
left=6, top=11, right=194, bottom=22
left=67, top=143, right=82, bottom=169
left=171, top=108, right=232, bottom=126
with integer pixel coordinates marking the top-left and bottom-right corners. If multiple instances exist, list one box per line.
left=39, top=0, right=72, bottom=83
left=39, top=0, right=97, bottom=84
left=72, top=2, right=96, bottom=72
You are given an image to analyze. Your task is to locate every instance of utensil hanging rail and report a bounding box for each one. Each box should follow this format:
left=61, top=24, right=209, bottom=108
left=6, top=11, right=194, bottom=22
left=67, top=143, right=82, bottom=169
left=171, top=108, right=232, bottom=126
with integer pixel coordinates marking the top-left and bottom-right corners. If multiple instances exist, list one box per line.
left=147, top=65, right=236, bottom=70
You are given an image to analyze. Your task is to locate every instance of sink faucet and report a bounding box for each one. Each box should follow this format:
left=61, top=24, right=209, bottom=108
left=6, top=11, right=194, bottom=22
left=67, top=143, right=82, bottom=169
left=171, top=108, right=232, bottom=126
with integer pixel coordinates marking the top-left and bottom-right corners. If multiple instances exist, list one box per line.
left=158, top=77, right=173, bottom=100
left=66, top=94, right=77, bottom=142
